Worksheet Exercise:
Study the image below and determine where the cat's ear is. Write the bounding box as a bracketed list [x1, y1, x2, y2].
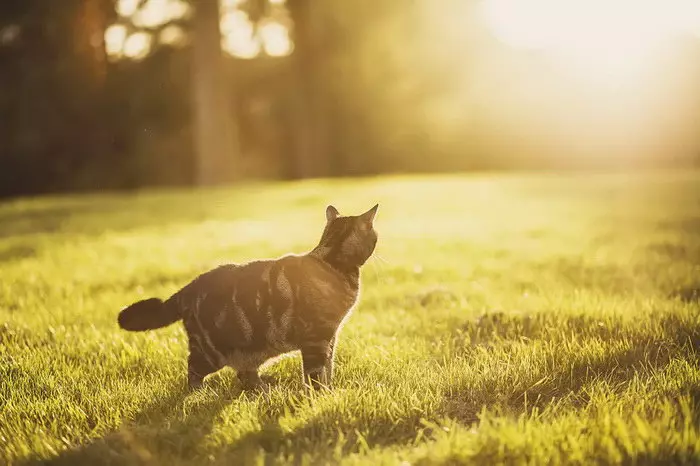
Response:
[360, 204, 379, 225]
[326, 205, 340, 223]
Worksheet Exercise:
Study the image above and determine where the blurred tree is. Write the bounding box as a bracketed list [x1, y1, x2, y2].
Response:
[74, 0, 111, 88]
[190, 0, 240, 185]
[285, 0, 330, 179]
[4, 0, 699, 198]
[108, 0, 242, 185]
[0, 0, 119, 196]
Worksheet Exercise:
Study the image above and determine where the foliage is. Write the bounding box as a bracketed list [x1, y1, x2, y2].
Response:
[1, 171, 699, 464]
[3, 1, 700, 197]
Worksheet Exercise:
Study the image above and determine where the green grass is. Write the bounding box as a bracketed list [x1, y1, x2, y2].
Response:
[1, 171, 699, 465]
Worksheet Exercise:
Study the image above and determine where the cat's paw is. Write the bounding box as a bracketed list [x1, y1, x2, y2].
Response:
[240, 374, 276, 392]
[240, 380, 273, 395]
[187, 376, 205, 392]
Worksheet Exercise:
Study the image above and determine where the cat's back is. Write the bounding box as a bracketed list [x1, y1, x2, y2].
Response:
[173, 254, 357, 322]
[173, 259, 274, 300]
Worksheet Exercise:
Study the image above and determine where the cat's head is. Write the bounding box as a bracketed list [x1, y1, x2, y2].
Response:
[315, 204, 379, 268]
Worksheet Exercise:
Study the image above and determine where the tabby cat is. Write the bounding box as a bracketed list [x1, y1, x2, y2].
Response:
[117, 204, 379, 391]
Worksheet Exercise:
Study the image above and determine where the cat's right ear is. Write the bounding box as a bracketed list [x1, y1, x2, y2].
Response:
[326, 205, 340, 223]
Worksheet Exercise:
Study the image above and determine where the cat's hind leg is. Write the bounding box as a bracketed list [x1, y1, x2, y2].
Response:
[187, 346, 222, 391]
[237, 370, 266, 391]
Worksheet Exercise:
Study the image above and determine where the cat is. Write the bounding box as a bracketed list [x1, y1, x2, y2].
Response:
[117, 204, 379, 392]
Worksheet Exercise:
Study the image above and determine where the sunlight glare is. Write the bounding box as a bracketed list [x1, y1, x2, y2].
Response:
[480, 0, 700, 83]
[105, 24, 127, 57]
[159, 25, 186, 46]
[221, 0, 246, 7]
[131, 0, 189, 28]
[480, 0, 556, 49]
[123, 32, 152, 60]
[117, 0, 140, 17]
[675, 0, 700, 37]
[221, 10, 261, 59]
[259, 21, 293, 57]
[111, 0, 294, 59]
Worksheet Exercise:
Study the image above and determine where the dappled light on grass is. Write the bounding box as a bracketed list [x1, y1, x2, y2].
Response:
[0, 172, 699, 464]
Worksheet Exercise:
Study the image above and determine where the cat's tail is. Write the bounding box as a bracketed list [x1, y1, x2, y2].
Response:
[117, 297, 181, 331]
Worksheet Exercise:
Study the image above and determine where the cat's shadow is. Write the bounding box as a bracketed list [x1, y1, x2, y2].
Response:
[31, 375, 262, 466]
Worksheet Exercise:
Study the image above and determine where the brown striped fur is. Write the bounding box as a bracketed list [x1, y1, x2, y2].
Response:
[117, 204, 379, 391]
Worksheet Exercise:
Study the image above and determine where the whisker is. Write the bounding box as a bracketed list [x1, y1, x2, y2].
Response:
[373, 252, 392, 266]
[369, 255, 381, 284]
[368, 251, 390, 286]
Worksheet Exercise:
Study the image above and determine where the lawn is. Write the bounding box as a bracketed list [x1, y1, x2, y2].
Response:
[1, 171, 699, 465]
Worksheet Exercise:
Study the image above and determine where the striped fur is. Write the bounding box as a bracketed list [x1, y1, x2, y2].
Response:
[117, 204, 379, 391]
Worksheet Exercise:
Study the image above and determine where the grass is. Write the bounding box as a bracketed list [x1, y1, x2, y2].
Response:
[1, 170, 699, 465]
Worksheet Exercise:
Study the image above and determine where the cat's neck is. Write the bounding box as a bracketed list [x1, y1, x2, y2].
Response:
[308, 246, 360, 286]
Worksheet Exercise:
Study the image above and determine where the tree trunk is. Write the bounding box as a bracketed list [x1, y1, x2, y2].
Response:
[73, 0, 110, 89]
[191, 0, 240, 186]
[286, 0, 330, 179]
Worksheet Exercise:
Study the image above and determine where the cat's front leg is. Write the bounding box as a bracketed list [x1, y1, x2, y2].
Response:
[324, 336, 336, 382]
[301, 340, 333, 390]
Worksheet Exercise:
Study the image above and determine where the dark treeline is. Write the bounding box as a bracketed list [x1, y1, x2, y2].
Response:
[1, 0, 700, 198]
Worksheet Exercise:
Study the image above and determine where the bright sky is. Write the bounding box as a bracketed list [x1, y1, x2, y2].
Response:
[402, 0, 700, 164]
[480, 0, 700, 84]
[106, 0, 292, 60]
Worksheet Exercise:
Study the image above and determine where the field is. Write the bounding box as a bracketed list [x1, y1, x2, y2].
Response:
[1, 171, 699, 465]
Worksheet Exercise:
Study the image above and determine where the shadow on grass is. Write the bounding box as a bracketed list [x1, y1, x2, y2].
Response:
[23, 362, 428, 466]
[19, 312, 700, 465]
[548, 257, 636, 293]
[0, 196, 189, 239]
[218, 401, 426, 463]
[453, 311, 632, 346]
[442, 311, 700, 424]
[656, 216, 700, 235]
[672, 286, 700, 304]
[30, 379, 235, 466]
[0, 242, 37, 263]
[451, 310, 699, 349]
[27, 380, 424, 466]
[647, 241, 700, 264]
[0, 204, 97, 238]
[0, 187, 264, 240]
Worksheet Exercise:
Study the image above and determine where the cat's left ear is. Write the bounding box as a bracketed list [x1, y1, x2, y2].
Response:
[360, 204, 379, 225]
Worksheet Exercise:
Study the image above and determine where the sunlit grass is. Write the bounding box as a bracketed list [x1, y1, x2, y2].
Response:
[1, 171, 699, 465]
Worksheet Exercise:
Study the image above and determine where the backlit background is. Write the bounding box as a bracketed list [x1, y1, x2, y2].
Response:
[2, 0, 700, 196]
